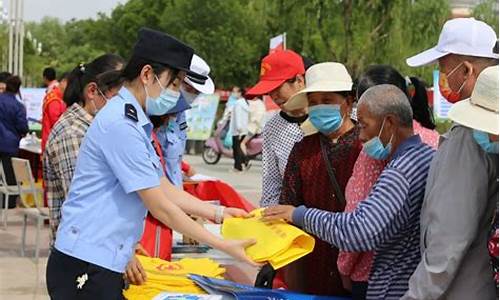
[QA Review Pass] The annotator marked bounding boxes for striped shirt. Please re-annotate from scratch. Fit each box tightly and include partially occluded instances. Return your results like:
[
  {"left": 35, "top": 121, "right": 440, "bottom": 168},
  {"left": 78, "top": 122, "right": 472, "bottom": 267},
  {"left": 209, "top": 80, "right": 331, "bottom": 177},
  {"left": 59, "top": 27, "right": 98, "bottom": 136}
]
[
  {"left": 43, "top": 103, "right": 93, "bottom": 246},
  {"left": 293, "top": 135, "right": 435, "bottom": 299}
]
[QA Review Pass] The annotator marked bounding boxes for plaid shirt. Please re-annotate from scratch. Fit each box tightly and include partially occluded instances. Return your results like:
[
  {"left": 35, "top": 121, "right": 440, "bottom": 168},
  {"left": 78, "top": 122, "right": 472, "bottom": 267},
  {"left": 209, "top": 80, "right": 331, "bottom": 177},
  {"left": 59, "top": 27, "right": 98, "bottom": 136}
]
[{"left": 43, "top": 103, "right": 93, "bottom": 246}]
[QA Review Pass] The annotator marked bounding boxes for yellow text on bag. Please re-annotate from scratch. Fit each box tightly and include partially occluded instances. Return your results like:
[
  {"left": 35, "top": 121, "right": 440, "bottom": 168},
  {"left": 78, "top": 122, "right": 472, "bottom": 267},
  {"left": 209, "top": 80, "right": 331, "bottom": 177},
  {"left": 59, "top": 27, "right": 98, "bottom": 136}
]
[{"left": 221, "top": 208, "right": 315, "bottom": 269}]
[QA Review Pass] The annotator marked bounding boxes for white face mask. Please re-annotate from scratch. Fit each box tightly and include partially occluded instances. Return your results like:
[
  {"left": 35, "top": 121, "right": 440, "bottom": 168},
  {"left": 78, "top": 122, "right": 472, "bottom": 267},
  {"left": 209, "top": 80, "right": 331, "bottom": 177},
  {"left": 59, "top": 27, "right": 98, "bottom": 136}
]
[
  {"left": 90, "top": 89, "right": 109, "bottom": 115},
  {"left": 97, "top": 88, "right": 109, "bottom": 102},
  {"left": 90, "top": 99, "right": 99, "bottom": 116},
  {"left": 144, "top": 75, "right": 181, "bottom": 116}
]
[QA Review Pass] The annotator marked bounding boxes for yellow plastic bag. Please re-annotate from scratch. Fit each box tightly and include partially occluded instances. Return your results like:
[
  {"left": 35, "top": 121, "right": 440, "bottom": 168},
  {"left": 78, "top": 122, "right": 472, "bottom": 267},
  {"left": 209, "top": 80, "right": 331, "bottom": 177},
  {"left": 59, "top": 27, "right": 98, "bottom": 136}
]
[
  {"left": 221, "top": 208, "right": 315, "bottom": 269},
  {"left": 142, "top": 258, "right": 223, "bottom": 277},
  {"left": 123, "top": 256, "right": 225, "bottom": 300}
]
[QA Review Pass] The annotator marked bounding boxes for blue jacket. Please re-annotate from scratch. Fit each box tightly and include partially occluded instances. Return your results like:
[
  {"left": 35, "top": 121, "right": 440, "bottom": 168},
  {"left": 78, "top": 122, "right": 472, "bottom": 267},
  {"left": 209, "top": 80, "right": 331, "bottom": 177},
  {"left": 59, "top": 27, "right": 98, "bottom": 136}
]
[{"left": 0, "top": 93, "right": 29, "bottom": 155}]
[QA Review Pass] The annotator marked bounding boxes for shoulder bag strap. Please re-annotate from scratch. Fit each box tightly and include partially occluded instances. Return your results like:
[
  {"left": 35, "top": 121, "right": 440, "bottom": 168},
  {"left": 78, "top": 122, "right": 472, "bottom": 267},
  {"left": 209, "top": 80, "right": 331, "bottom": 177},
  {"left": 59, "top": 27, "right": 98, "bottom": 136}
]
[{"left": 319, "top": 136, "right": 346, "bottom": 209}]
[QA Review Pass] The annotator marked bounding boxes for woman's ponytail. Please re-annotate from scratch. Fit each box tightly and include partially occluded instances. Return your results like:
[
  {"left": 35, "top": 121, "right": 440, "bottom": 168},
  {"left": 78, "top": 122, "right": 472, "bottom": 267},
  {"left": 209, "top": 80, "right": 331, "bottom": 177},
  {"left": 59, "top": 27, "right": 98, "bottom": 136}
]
[{"left": 409, "top": 77, "right": 435, "bottom": 130}]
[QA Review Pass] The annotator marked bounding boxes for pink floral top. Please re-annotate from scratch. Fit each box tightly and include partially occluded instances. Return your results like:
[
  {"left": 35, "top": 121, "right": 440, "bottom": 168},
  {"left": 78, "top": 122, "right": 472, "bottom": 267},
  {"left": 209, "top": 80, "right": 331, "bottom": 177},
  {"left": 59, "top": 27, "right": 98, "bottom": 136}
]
[
  {"left": 413, "top": 121, "right": 439, "bottom": 149},
  {"left": 337, "top": 120, "right": 439, "bottom": 282}
]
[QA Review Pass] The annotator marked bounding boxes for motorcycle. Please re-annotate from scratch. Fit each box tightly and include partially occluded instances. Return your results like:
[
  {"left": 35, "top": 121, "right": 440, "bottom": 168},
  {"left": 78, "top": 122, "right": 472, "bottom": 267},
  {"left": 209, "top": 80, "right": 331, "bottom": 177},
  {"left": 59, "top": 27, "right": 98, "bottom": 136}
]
[{"left": 202, "top": 119, "right": 263, "bottom": 165}]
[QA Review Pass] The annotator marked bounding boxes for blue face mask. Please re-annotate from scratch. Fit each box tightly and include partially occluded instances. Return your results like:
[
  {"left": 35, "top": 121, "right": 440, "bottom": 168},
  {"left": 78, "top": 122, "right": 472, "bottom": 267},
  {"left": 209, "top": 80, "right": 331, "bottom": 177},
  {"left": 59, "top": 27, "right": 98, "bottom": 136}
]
[
  {"left": 145, "top": 76, "right": 181, "bottom": 116},
  {"left": 363, "top": 118, "right": 394, "bottom": 160},
  {"left": 473, "top": 130, "right": 499, "bottom": 154},
  {"left": 309, "top": 104, "right": 344, "bottom": 135},
  {"left": 227, "top": 95, "right": 238, "bottom": 106},
  {"left": 180, "top": 85, "right": 198, "bottom": 104}
]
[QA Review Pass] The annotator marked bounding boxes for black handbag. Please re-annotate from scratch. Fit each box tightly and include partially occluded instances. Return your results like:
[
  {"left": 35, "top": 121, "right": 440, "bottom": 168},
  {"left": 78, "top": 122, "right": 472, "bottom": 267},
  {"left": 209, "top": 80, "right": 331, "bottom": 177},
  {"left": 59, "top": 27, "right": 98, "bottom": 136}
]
[{"left": 254, "top": 263, "right": 276, "bottom": 288}]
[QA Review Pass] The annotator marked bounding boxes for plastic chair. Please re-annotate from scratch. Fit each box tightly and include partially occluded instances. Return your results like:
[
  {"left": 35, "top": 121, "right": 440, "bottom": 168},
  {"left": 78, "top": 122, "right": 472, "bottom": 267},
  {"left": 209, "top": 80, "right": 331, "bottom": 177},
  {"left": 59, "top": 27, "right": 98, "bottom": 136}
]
[
  {"left": 0, "top": 161, "right": 20, "bottom": 229},
  {"left": 11, "top": 158, "right": 48, "bottom": 262}
]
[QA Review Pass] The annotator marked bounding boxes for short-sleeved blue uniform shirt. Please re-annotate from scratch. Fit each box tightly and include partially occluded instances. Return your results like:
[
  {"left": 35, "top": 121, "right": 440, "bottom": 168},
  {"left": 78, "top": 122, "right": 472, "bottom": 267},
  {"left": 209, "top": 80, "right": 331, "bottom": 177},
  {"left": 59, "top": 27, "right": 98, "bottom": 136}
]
[
  {"left": 157, "top": 110, "right": 188, "bottom": 187},
  {"left": 54, "top": 87, "right": 164, "bottom": 273}
]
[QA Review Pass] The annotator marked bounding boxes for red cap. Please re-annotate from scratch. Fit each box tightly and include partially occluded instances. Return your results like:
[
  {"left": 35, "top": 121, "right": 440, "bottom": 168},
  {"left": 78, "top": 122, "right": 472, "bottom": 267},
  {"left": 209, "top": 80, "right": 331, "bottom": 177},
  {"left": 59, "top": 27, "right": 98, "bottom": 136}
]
[{"left": 246, "top": 50, "right": 305, "bottom": 96}]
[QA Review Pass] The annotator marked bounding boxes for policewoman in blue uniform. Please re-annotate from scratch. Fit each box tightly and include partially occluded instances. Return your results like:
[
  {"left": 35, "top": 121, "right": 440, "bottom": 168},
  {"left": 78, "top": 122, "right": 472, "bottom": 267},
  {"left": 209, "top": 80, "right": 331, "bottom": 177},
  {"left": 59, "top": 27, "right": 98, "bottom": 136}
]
[
  {"left": 156, "top": 96, "right": 191, "bottom": 187},
  {"left": 158, "top": 54, "right": 215, "bottom": 186},
  {"left": 46, "top": 28, "right": 257, "bottom": 300}
]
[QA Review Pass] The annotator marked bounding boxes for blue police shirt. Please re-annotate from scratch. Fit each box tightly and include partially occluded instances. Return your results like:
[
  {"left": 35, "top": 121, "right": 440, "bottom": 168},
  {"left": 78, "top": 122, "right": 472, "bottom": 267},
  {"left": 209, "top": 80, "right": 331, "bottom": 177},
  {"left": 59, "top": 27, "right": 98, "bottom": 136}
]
[
  {"left": 176, "top": 111, "right": 188, "bottom": 153},
  {"left": 158, "top": 111, "right": 188, "bottom": 187},
  {"left": 54, "top": 86, "right": 164, "bottom": 273}
]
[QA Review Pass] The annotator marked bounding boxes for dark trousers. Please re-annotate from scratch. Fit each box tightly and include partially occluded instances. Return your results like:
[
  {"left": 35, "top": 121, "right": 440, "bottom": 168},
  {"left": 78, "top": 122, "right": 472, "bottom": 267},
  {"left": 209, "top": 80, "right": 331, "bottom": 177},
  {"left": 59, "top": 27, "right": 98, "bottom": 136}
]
[
  {"left": 46, "top": 249, "right": 125, "bottom": 300},
  {"left": 351, "top": 281, "right": 368, "bottom": 300},
  {"left": 0, "top": 152, "right": 18, "bottom": 208},
  {"left": 232, "top": 135, "right": 248, "bottom": 171}
]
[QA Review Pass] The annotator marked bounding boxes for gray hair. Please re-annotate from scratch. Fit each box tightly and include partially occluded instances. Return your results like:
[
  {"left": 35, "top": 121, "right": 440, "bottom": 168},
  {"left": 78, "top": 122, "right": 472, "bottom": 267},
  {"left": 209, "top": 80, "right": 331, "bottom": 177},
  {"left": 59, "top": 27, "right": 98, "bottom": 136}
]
[{"left": 358, "top": 84, "right": 413, "bottom": 127}]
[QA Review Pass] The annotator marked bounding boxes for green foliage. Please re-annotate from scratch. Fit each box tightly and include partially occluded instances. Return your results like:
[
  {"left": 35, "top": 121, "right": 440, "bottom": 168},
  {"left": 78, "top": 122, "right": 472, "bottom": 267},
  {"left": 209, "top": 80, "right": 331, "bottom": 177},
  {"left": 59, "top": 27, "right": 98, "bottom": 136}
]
[
  {"left": 473, "top": 0, "right": 499, "bottom": 34},
  {"left": 159, "top": 0, "right": 267, "bottom": 87},
  {"left": 435, "top": 119, "right": 453, "bottom": 134},
  {"left": 2, "top": 0, "right": 462, "bottom": 89}
]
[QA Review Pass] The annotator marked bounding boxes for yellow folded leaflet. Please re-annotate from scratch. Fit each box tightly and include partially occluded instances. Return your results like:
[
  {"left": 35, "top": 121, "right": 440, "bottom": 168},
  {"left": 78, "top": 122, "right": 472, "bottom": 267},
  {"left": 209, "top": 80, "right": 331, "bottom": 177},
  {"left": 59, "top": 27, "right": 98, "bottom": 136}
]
[
  {"left": 123, "top": 256, "right": 225, "bottom": 300},
  {"left": 221, "top": 208, "right": 315, "bottom": 269}
]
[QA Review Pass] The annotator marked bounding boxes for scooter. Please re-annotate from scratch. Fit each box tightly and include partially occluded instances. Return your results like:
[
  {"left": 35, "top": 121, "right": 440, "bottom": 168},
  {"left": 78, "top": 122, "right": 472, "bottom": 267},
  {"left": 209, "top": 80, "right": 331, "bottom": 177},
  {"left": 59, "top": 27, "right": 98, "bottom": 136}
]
[{"left": 202, "top": 119, "right": 263, "bottom": 165}]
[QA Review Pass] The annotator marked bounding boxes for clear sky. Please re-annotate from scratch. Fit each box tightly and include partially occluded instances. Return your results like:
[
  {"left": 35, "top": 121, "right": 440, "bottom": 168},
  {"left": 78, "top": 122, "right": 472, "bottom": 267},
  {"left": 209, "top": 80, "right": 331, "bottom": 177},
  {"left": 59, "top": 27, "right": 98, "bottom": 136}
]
[{"left": 1, "top": 0, "right": 126, "bottom": 22}]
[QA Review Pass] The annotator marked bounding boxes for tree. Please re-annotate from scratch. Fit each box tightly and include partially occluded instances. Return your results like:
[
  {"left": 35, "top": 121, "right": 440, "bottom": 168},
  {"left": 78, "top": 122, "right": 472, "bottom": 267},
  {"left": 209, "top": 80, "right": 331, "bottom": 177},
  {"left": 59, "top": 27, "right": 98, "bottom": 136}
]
[
  {"left": 473, "top": 0, "right": 499, "bottom": 34},
  {"left": 159, "top": 0, "right": 267, "bottom": 88},
  {"left": 105, "top": 0, "right": 175, "bottom": 58},
  {"left": 254, "top": 0, "right": 449, "bottom": 83},
  {"left": 12, "top": 0, "right": 454, "bottom": 88},
  {"left": 23, "top": 17, "right": 108, "bottom": 86}
]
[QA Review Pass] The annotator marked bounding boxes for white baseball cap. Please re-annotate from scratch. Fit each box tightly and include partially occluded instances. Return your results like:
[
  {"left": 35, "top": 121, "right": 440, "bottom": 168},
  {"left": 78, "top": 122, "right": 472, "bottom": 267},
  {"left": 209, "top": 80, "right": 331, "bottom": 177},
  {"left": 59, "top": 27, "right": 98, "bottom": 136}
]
[
  {"left": 284, "top": 62, "right": 353, "bottom": 111},
  {"left": 185, "top": 54, "right": 215, "bottom": 94},
  {"left": 407, "top": 18, "right": 498, "bottom": 67},
  {"left": 448, "top": 65, "right": 499, "bottom": 135}
]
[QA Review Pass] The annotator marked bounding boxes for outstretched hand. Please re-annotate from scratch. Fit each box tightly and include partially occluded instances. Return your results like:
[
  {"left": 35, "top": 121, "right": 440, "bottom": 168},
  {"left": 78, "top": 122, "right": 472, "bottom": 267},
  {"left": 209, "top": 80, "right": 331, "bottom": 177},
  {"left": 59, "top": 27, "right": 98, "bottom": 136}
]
[{"left": 262, "top": 205, "right": 295, "bottom": 223}]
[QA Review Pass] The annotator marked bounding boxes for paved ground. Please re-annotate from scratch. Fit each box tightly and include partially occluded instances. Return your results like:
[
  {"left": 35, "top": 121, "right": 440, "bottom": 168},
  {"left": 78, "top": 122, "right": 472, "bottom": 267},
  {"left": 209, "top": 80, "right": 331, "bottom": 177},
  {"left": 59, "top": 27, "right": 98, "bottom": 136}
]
[{"left": 0, "top": 155, "right": 262, "bottom": 299}]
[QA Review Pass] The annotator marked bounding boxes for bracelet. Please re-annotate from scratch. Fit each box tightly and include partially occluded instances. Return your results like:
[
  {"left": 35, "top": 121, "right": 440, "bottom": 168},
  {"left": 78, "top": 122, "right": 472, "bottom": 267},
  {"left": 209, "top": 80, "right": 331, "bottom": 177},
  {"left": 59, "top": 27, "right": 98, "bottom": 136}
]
[{"left": 214, "top": 206, "right": 225, "bottom": 224}]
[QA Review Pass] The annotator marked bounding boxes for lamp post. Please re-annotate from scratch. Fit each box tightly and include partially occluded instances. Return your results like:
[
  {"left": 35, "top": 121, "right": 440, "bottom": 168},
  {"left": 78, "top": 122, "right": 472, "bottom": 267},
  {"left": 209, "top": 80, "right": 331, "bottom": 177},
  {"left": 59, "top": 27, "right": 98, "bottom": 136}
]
[
  {"left": 18, "top": 0, "right": 23, "bottom": 78},
  {"left": 7, "top": 0, "right": 24, "bottom": 76},
  {"left": 0, "top": 1, "right": 8, "bottom": 71}
]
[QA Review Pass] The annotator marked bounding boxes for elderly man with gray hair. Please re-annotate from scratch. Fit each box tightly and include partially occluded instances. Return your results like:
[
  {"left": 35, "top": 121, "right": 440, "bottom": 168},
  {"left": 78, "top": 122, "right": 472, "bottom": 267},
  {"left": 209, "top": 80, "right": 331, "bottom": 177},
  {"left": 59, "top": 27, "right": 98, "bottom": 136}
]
[{"left": 264, "top": 84, "right": 436, "bottom": 299}]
